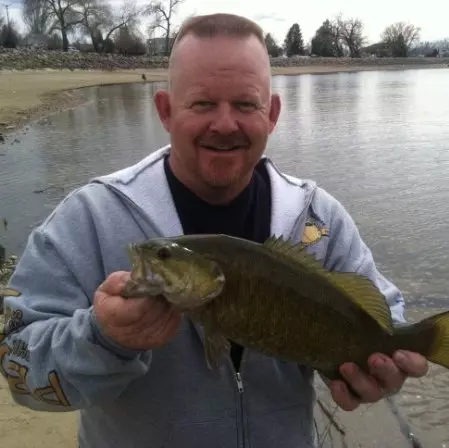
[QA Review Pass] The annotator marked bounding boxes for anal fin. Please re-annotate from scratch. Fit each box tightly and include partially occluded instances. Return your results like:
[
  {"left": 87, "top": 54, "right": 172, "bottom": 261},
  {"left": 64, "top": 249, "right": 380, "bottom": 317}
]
[{"left": 204, "top": 327, "right": 230, "bottom": 371}]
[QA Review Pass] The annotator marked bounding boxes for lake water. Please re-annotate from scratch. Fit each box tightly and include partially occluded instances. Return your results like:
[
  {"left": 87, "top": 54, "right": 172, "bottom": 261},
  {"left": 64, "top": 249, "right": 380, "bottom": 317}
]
[
  {"left": 1, "top": 67, "right": 449, "bottom": 446},
  {"left": 2, "top": 68, "right": 449, "bottom": 308}
]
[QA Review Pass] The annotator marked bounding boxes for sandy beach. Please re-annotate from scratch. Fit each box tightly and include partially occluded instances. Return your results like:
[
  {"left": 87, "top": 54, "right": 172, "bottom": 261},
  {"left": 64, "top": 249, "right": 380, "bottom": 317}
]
[{"left": 1, "top": 63, "right": 447, "bottom": 137}]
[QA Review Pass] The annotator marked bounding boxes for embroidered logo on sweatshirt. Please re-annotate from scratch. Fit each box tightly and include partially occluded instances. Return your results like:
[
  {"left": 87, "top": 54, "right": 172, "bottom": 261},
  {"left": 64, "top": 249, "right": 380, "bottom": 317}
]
[{"left": 301, "top": 219, "right": 329, "bottom": 247}]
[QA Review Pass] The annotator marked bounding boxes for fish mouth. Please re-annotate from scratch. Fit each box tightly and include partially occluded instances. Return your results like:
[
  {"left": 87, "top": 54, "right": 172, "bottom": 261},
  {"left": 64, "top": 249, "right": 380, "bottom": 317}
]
[
  {"left": 122, "top": 271, "right": 165, "bottom": 298},
  {"left": 146, "top": 271, "right": 164, "bottom": 285}
]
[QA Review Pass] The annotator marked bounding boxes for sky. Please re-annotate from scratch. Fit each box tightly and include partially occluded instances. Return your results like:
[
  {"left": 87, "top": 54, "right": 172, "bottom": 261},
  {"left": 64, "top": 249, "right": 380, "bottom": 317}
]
[{"left": 5, "top": 0, "right": 449, "bottom": 46}]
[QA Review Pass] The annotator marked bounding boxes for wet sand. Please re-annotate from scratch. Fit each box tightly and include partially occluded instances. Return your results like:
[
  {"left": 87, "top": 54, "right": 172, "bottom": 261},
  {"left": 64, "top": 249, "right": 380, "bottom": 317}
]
[
  {"left": 1, "top": 307, "right": 448, "bottom": 447},
  {"left": 1, "top": 64, "right": 447, "bottom": 137},
  {"left": 0, "top": 69, "right": 168, "bottom": 137}
]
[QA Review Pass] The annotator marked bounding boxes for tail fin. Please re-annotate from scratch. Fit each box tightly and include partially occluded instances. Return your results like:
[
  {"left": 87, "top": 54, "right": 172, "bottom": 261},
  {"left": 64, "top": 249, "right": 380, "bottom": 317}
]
[
  {"left": 425, "top": 311, "right": 449, "bottom": 368},
  {"left": 398, "top": 311, "right": 449, "bottom": 369}
]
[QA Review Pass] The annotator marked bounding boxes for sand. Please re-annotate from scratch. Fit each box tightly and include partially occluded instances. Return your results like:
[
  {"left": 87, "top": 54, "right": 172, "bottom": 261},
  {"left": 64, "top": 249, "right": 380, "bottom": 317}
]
[
  {"left": 1, "top": 63, "right": 447, "bottom": 137},
  {"left": 0, "top": 69, "right": 168, "bottom": 136}
]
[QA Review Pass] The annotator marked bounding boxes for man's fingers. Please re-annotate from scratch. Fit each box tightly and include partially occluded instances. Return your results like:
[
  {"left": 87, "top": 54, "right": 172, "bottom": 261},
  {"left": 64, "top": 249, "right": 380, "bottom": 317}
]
[
  {"left": 392, "top": 350, "right": 429, "bottom": 377},
  {"left": 368, "top": 353, "right": 405, "bottom": 393},
  {"left": 147, "top": 306, "right": 182, "bottom": 347},
  {"left": 329, "top": 380, "right": 360, "bottom": 412},
  {"left": 340, "top": 363, "right": 383, "bottom": 403}
]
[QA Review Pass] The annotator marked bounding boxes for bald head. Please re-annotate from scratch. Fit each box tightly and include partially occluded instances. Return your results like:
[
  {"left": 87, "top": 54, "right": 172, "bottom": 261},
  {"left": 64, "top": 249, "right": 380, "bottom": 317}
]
[
  {"left": 167, "top": 13, "right": 271, "bottom": 91},
  {"left": 168, "top": 34, "right": 271, "bottom": 94}
]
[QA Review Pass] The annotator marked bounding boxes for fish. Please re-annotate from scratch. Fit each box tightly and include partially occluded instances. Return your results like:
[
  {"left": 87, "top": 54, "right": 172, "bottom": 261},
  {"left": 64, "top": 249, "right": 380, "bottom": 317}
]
[{"left": 120, "top": 234, "right": 449, "bottom": 379}]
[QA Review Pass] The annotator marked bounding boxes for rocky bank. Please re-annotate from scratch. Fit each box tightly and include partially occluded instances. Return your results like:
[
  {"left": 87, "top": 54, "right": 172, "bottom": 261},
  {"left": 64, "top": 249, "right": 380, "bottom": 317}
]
[{"left": 1, "top": 47, "right": 449, "bottom": 71}]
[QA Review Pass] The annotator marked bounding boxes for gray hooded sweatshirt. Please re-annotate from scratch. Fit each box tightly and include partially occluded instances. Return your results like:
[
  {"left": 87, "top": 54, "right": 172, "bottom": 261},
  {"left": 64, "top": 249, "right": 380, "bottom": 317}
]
[{"left": 1, "top": 146, "right": 405, "bottom": 447}]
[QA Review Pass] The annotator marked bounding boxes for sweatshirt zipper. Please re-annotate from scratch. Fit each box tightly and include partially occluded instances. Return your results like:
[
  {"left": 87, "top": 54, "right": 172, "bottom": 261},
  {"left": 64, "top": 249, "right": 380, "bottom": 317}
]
[
  {"left": 235, "top": 372, "right": 244, "bottom": 393},
  {"left": 230, "top": 352, "right": 246, "bottom": 448}
]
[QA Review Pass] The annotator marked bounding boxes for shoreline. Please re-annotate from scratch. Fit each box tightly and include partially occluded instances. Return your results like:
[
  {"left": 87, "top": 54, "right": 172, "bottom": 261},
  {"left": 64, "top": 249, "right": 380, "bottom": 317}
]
[{"left": 1, "top": 63, "right": 448, "bottom": 138}]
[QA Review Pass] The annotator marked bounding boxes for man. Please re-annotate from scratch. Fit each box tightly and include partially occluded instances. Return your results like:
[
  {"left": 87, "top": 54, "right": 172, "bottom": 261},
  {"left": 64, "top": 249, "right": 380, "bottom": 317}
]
[{"left": 1, "top": 13, "right": 428, "bottom": 448}]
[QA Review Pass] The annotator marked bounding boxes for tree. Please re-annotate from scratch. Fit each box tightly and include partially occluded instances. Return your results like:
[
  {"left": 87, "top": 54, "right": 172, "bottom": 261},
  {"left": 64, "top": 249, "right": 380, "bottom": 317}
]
[
  {"left": 264, "top": 32, "right": 282, "bottom": 57},
  {"left": 311, "top": 19, "right": 341, "bottom": 57},
  {"left": 114, "top": 25, "right": 146, "bottom": 55},
  {"left": 44, "top": 0, "right": 84, "bottom": 51},
  {"left": 147, "top": 0, "right": 184, "bottom": 56},
  {"left": 22, "top": 0, "right": 52, "bottom": 35},
  {"left": 0, "top": 22, "right": 21, "bottom": 48},
  {"left": 78, "top": 0, "right": 142, "bottom": 52},
  {"left": 336, "top": 15, "right": 365, "bottom": 58},
  {"left": 381, "top": 22, "right": 421, "bottom": 57},
  {"left": 283, "top": 23, "right": 305, "bottom": 57}
]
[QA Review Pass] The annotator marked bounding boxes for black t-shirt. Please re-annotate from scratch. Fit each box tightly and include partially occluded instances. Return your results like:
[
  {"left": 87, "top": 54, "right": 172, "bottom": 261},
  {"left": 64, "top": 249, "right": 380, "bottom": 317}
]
[{"left": 163, "top": 155, "right": 272, "bottom": 371}]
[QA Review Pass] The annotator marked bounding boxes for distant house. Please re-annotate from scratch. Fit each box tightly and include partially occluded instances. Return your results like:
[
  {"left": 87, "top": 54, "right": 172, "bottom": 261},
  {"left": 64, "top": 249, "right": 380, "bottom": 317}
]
[
  {"left": 361, "top": 42, "right": 391, "bottom": 58},
  {"left": 147, "top": 37, "right": 175, "bottom": 56}
]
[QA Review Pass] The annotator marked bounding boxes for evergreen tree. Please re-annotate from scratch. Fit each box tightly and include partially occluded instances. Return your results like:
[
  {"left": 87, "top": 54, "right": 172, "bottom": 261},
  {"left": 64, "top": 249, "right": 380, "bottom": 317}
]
[
  {"left": 283, "top": 23, "right": 305, "bottom": 57},
  {"left": 264, "top": 32, "right": 282, "bottom": 57},
  {"left": 311, "top": 19, "right": 338, "bottom": 57}
]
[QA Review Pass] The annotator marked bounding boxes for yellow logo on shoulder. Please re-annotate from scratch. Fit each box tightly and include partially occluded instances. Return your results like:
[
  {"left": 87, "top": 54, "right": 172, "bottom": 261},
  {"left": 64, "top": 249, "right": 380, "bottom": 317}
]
[{"left": 301, "top": 221, "right": 329, "bottom": 246}]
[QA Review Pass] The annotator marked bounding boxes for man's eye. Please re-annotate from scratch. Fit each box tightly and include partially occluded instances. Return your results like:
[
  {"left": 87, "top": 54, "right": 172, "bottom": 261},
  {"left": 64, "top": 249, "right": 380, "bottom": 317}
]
[
  {"left": 192, "top": 101, "right": 215, "bottom": 109},
  {"left": 235, "top": 102, "right": 257, "bottom": 111}
]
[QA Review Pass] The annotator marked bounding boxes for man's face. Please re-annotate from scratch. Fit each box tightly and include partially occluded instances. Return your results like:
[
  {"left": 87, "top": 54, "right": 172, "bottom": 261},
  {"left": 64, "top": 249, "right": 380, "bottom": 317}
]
[{"left": 154, "top": 34, "right": 281, "bottom": 203}]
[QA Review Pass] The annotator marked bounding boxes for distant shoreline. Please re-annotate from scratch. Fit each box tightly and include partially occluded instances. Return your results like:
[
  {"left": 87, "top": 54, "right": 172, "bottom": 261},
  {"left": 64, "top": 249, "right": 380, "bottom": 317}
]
[{"left": 1, "top": 59, "right": 448, "bottom": 137}]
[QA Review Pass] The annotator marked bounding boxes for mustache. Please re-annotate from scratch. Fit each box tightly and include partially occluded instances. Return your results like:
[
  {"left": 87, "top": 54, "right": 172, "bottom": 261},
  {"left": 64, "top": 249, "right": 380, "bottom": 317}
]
[{"left": 196, "top": 133, "right": 250, "bottom": 148}]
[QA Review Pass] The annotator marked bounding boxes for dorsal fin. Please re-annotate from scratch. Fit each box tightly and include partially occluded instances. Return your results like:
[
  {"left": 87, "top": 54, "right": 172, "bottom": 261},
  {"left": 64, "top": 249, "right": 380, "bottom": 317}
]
[
  {"left": 263, "top": 235, "right": 394, "bottom": 334},
  {"left": 329, "top": 271, "right": 394, "bottom": 334},
  {"left": 263, "top": 235, "right": 326, "bottom": 272}
]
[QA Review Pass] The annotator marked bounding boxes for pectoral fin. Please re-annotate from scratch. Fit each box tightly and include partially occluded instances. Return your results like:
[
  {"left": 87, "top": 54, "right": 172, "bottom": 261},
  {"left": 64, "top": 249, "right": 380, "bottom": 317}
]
[{"left": 204, "top": 327, "right": 230, "bottom": 371}]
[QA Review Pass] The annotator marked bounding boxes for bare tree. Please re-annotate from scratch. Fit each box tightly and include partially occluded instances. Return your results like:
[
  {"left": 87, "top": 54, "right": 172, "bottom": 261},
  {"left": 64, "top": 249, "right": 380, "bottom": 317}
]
[
  {"left": 147, "top": 0, "right": 184, "bottom": 56},
  {"left": 0, "top": 13, "right": 4, "bottom": 28},
  {"left": 336, "top": 15, "right": 366, "bottom": 58},
  {"left": 77, "top": 0, "right": 109, "bottom": 51},
  {"left": 22, "top": 0, "right": 52, "bottom": 35},
  {"left": 78, "top": 0, "right": 142, "bottom": 52},
  {"left": 44, "top": 0, "right": 84, "bottom": 51},
  {"left": 382, "top": 22, "right": 421, "bottom": 57}
]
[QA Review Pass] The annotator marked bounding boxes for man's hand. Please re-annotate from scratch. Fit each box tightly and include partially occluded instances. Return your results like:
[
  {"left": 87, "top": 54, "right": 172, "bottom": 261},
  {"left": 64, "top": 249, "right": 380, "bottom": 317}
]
[
  {"left": 94, "top": 271, "right": 182, "bottom": 351},
  {"left": 329, "top": 351, "right": 429, "bottom": 411}
]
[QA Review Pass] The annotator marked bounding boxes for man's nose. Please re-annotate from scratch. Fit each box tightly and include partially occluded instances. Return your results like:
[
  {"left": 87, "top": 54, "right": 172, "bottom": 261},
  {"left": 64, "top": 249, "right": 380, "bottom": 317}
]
[{"left": 209, "top": 103, "right": 239, "bottom": 134}]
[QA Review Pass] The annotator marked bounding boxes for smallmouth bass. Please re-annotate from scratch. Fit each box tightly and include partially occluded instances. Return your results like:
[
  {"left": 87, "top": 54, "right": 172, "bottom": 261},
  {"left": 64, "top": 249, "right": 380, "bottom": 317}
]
[{"left": 121, "top": 234, "right": 449, "bottom": 379}]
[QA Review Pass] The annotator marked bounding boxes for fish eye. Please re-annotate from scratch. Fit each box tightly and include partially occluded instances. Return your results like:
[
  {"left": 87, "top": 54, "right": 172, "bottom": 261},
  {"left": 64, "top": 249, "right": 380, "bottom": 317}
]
[{"left": 157, "top": 246, "right": 171, "bottom": 260}]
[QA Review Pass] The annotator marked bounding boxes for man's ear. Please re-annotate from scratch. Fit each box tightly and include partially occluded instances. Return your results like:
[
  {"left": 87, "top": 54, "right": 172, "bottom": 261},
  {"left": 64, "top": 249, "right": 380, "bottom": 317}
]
[
  {"left": 154, "top": 89, "right": 172, "bottom": 132},
  {"left": 268, "top": 93, "right": 281, "bottom": 134}
]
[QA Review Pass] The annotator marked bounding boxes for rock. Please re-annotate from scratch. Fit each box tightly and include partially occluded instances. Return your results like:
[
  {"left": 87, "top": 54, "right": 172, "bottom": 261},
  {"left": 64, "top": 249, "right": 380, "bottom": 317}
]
[{"left": 0, "top": 48, "right": 448, "bottom": 71}]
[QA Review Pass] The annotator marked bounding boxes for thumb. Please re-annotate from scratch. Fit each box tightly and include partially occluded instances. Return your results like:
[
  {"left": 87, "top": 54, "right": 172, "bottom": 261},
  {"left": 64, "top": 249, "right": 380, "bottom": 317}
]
[{"left": 98, "top": 271, "right": 131, "bottom": 296}]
